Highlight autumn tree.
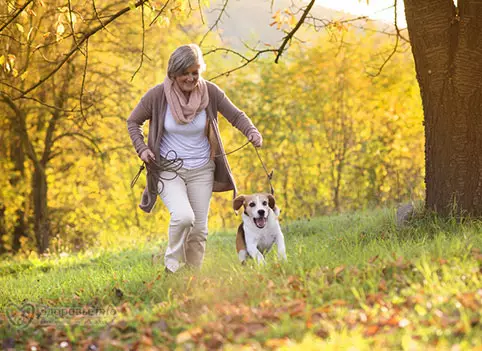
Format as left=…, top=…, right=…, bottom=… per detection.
left=223, top=0, right=482, bottom=216
left=0, top=1, right=160, bottom=253
left=403, top=0, right=482, bottom=216
left=0, top=0, right=223, bottom=254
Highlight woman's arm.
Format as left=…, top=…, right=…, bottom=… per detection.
left=127, top=91, right=154, bottom=157
left=215, top=85, right=259, bottom=136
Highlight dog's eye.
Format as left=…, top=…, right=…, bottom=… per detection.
left=249, top=202, right=255, bottom=207
left=262, top=201, right=268, bottom=206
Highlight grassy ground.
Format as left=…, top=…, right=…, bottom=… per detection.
left=1, top=208, right=481, bottom=350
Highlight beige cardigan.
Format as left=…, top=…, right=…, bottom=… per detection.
left=127, top=80, right=258, bottom=213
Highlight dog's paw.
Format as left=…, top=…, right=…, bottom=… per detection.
left=278, top=254, right=288, bottom=262
left=255, top=253, right=266, bottom=265
left=238, top=250, right=248, bottom=263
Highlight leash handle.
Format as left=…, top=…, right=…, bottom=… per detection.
left=130, top=163, right=145, bottom=188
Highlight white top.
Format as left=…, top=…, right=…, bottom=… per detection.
left=159, top=104, right=211, bottom=169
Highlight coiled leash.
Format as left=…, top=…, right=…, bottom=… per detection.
left=130, top=142, right=275, bottom=195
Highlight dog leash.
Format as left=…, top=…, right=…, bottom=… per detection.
left=253, top=145, right=275, bottom=195
left=130, top=141, right=275, bottom=195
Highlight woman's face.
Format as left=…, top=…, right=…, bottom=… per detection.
left=175, top=64, right=201, bottom=93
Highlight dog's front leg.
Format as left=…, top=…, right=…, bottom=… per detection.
left=276, top=231, right=287, bottom=261
left=245, top=240, right=266, bottom=265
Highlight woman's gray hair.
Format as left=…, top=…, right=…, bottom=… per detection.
left=167, top=44, right=206, bottom=78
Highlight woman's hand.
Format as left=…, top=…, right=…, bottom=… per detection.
left=140, top=148, right=156, bottom=164
left=248, top=131, right=263, bottom=148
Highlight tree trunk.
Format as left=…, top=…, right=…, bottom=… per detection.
left=33, top=166, right=50, bottom=253
left=10, top=130, right=27, bottom=252
left=2, top=99, right=29, bottom=253
left=404, top=0, right=482, bottom=216
left=0, top=204, right=6, bottom=254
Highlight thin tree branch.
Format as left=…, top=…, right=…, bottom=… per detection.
left=149, top=0, right=171, bottom=27
left=33, top=33, right=74, bottom=52
left=367, top=35, right=399, bottom=78
left=204, top=47, right=250, bottom=61
left=187, top=0, right=194, bottom=16
left=199, top=0, right=228, bottom=46
left=80, top=38, right=91, bottom=125
left=275, top=0, right=315, bottom=63
left=67, top=0, right=85, bottom=56
left=206, top=48, right=279, bottom=81
left=0, top=0, right=34, bottom=33
left=393, top=0, right=409, bottom=43
left=51, top=132, right=102, bottom=154
left=19, top=96, right=80, bottom=112
left=305, top=15, right=368, bottom=32
left=367, top=0, right=401, bottom=77
left=92, top=0, right=111, bottom=34
left=197, top=0, right=205, bottom=25
left=131, top=3, right=146, bottom=81
left=14, top=0, right=150, bottom=100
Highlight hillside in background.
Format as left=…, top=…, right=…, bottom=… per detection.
left=204, top=0, right=394, bottom=50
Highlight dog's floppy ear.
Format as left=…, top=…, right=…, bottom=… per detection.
left=233, top=195, right=246, bottom=211
left=267, top=194, right=276, bottom=210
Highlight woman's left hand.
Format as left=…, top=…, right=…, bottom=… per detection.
left=248, top=131, right=263, bottom=148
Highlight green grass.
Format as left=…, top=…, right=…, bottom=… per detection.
left=1, top=208, right=481, bottom=350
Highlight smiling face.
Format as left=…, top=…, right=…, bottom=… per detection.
left=233, top=193, right=276, bottom=229
left=174, top=64, right=200, bottom=94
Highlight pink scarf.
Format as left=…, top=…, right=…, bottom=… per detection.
left=163, top=76, right=209, bottom=124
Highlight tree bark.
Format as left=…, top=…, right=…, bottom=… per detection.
left=10, top=130, right=27, bottom=252
left=33, top=165, right=50, bottom=254
left=404, top=0, right=482, bottom=215
left=0, top=204, right=6, bottom=254
left=2, top=98, right=29, bottom=253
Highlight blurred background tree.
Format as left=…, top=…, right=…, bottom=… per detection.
left=0, top=0, right=424, bottom=255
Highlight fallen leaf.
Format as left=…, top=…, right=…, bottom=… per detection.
left=288, top=301, right=305, bottom=317
left=152, top=319, right=168, bottom=332
left=176, top=330, right=193, bottom=344
left=385, top=314, right=400, bottom=327
left=334, top=265, right=346, bottom=276
left=265, top=338, right=291, bottom=348
left=140, top=335, right=153, bottom=346
left=330, top=299, right=347, bottom=306
left=245, top=322, right=265, bottom=335
left=204, top=332, right=224, bottom=349
left=457, top=292, right=479, bottom=310
left=364, top=324, right=380, bottom=336
left=114, top=320, right=128, bottom=331
left=378, top=279, right=387, bottom=291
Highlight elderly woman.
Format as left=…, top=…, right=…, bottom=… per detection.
left=127, top=44, right=263, bottom=273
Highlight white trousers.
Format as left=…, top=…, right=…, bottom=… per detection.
left=158, top=160, right=215, bottom=272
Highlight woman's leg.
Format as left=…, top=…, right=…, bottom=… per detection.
left=158, top=170, right=194, bottom=273
left=184, top=160, right=215, bottom=268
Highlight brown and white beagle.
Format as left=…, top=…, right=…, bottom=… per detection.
left=233, top=193, right=287, bottom=264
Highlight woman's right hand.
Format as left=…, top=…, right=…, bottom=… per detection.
left=140, top=149, right=156, bottom=164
